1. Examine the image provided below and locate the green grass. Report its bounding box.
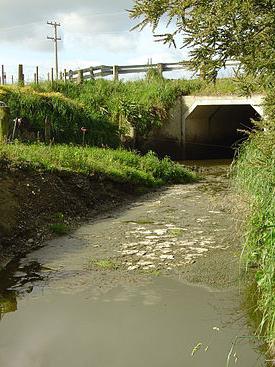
[0,142,197,188]
[49,223,69,236]
[89,258,119,270]
[0,77,257,147]
[233,118,275,352]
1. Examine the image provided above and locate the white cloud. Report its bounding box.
[0,0,190,81]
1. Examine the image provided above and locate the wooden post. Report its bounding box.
[157,63,164,76]
[77,69,84,84]
[44,116,51,143]
[113,65,119,81]
[11,75,14,84]
[18,64,24,86]
[1,65,5,85]
[34,73,37,83]
[64,69,67,82]
[89,67,95,80]
[36,66,39,84]
[0,104,10,143]
[47,72,50,82]
[51,68,54,84]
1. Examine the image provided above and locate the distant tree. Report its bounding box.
[130,0,275,86]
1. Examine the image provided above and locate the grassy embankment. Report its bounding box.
[0,143,196,187]
[0,77,250,147]
[233,91,275,354]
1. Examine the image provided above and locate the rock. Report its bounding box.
[160,254,174,260]
[137,260,153,266]
[153,229,167,236]
[27,238,34,244]
[122,250,139,256]
[127,265,139,271]
[136,251,147,257]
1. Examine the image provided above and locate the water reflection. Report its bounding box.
[0,259,46,319]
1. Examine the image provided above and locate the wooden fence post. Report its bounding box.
[18,64,24,86]
[34,73,37,84]
[0,104,10,143]
[44,116,51,143]
[89,67,95,80]
[1,65,5,85]
[64,69,67,82]
[157,63,164,76]
[77,69,84,84]
[113,65,119,81]
[51,68,54,85]
[36,66,39,84]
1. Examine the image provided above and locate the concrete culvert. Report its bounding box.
[143,95,264,160]
[184,104,261,159]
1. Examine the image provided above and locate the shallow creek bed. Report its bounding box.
[0,161,266,366]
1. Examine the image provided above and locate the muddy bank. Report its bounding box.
[0,161,144,267]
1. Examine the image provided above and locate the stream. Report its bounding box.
[0,161,265,366]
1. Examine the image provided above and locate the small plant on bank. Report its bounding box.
[49,212,69,235]
[49,223,69,236]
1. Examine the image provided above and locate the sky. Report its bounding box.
[0,0,195,82]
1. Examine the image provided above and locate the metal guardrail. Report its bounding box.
[65,60,241,83]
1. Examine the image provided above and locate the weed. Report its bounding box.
[49,223,69,236]
[90,258,119,270]
[168,228,185,237]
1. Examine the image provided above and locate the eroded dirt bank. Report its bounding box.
[0,161,141,267]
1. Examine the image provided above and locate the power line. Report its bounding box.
[47,21,61,80]
[0,11,126,32]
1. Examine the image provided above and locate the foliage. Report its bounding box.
[0,143,197,188]
[0,77,260,145]
[0,85,119,147]
[28,77,202,137]
[49,223,69,236]
[233,119,275,349]
[130,0,275,87]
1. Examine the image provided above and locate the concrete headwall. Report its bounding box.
[142,94,264,160]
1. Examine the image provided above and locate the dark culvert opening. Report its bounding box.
[185,104,261,160]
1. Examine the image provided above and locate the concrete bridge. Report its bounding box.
[144,94,265,160]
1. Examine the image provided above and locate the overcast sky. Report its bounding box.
[0,0,193,82]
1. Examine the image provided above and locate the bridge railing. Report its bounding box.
[65,61,195,83]
[0,61,240,85]
[65,60,240,83]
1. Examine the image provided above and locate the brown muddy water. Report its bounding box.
[0,161,265,366]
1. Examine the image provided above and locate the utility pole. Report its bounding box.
[47,21,61,80]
